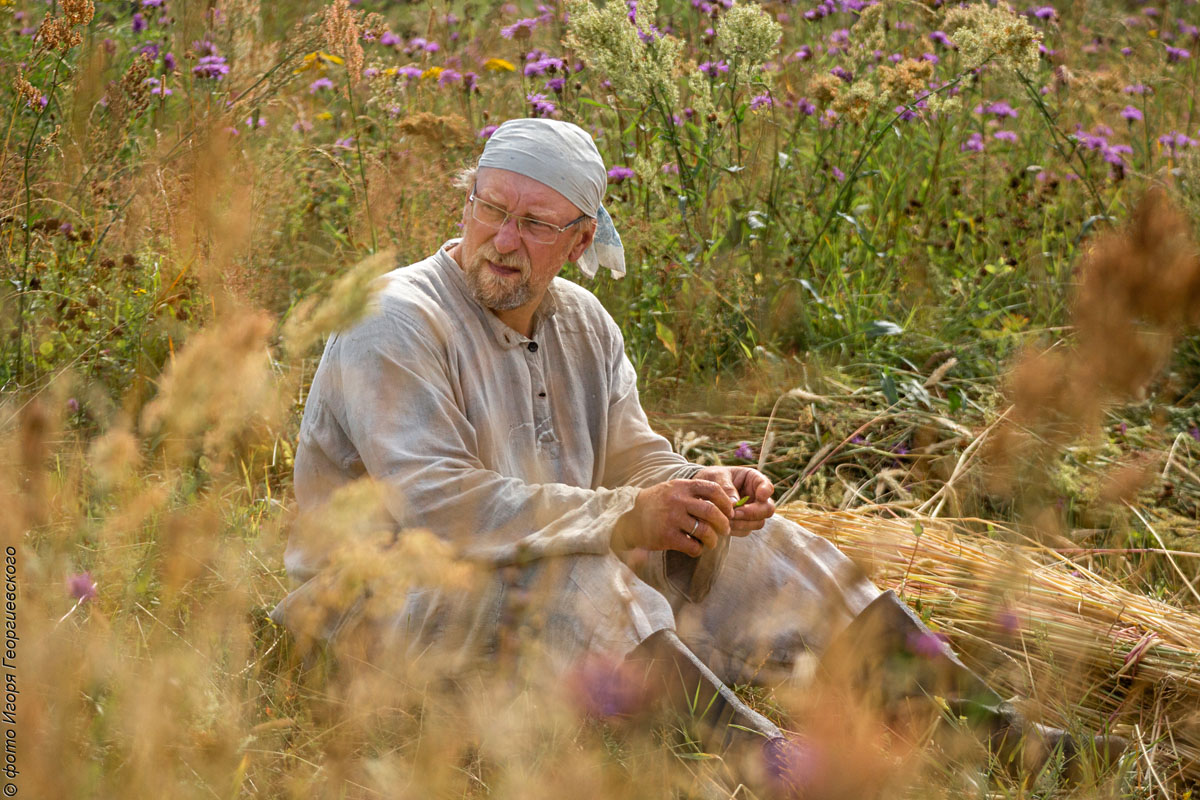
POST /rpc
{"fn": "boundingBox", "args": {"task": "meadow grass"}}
[2,0,1200,796]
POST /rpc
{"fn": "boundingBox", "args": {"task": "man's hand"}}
[613,479,735,557]
[692,466,775,535]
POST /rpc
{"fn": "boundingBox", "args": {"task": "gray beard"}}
[464,257,533,311]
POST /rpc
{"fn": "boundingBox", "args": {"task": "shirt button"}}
[527,342,539,353]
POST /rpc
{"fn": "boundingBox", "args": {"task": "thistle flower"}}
[68,572,98,603]
[960,132,985,152]
[607,165,635,183]
[1121,105,1143,122]
[1166,46,1191,62]
[501,17,541,39]
[309,77,334,93]
[698,59,730,78]
[193,54,229,80]
[749,92,773,110]
[993,130,1018,142]
[478,124,499,139]
[527,92,558,117]
[1124,83,1150,94]
[975,100,1018,118]
[735,442,754,460]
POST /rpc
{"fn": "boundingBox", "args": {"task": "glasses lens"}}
[522,219,559,244]
[471,198,506,228]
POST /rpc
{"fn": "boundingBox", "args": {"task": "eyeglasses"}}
[468,190,591,245]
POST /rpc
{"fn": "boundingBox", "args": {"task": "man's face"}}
[456,167,593,314]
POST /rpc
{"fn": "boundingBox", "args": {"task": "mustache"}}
[472,243,530,274]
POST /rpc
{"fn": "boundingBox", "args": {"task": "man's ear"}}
[567,219,596,263]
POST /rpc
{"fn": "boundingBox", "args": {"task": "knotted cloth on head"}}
[476,118,625,279]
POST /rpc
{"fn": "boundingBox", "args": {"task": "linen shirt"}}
[287,239,700,572]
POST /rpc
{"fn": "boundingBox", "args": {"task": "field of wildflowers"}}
[4,0,1200,796]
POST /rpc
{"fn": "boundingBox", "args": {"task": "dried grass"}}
[781,502,1200,787]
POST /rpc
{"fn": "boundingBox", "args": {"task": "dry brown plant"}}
[986,190,1200,525]
[322,0,365,85]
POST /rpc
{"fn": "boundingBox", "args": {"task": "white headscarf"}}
[477,118,625,279]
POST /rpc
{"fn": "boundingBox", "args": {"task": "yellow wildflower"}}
[484,58,517,72]
[293,51,345,75]
[421,66,444,80]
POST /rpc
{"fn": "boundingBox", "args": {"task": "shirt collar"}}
[435,239,558,350]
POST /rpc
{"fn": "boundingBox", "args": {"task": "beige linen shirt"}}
[276,240,708,661]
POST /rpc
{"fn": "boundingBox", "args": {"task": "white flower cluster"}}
[566,0,682,107]
[944,1,1042,79]
[714,2,782,87]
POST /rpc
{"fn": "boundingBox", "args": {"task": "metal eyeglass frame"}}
[468,187,591,244]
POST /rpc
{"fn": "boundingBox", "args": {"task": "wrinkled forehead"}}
[475,167,584,218]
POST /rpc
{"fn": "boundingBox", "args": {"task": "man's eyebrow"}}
[476,191,565,223]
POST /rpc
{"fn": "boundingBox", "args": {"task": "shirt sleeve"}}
[598,324,700,489]
[324,305,643,568]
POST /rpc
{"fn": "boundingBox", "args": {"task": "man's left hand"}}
[692,466,775,535]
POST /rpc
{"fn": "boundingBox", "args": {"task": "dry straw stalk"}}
[780,504,1200,786]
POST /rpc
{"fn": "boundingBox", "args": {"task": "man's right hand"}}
[612,479,735,557]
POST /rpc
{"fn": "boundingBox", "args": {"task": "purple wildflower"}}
[907,630,951,658]
[333,137,355,149]
[67,397,80,413]
[831,165,846,181]
[309,77,334,93]
[1121,105,1143,122]
[138,42,160,59]
[163,51,177,71]
[292,118,313,133]
[922,52,940,64]
[192,54,230,80]
[132,12,148,32]
[930,30,954,48]
[994,130,1018,142]
[380,31,402,46]
[524,56,564,77]
[830,65,853,83]
[1030,5,1057,20]
[438,68,462,86]
[1190,425,1200,442]
[698,60,730,78]
[763,736,828,797]
[750,92,774,110]
[68,573,98,603]
[546,76,566,93]
[1124,83,1150,94]
[895,105,918,121]
[478,124,499,139]
[960,132,985,152]
[1166,46,1191,62]
[797,97,817,116]
[975,100,1018,118]
[145,77,172,96]
[735,442,754,460]
[1121,46,1133,56]
[501,17,540,39]
[143,0,164,6]
[527,92,557,117]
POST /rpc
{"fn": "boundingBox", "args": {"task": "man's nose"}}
[492,215,522,253]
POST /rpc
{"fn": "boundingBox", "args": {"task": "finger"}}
[684,516,719,551]
[734,498,776,522]
[730,517,768,536]
[683,497,730,537]
[667,526,705,556]
[690,480,735,518]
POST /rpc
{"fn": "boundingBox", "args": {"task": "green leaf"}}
[865,320,903,337]
[881,371,899,406]
[655,320,678,358]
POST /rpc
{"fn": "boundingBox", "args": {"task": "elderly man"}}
[272,118,1118,785]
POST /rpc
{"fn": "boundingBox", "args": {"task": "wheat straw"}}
[780,504,1200,786]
